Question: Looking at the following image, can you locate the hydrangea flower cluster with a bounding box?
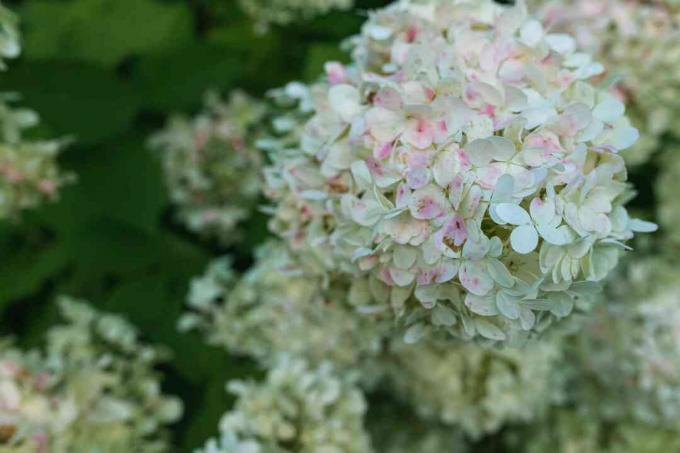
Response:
[0,6,70,220]
[533,0,680,165]
[263,0,654,343]
[151,91,266,245]
[562,257,680,427]
[382,336,564,438]
[198,356,371,453]
[238,0,353,32]
[511,409,680,453]
[180,241,388,372]
[0,297,182,452]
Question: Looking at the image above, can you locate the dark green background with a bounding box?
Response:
[0,0,390,449]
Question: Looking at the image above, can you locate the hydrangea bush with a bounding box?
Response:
[238,0,354,31]
[0,298,182,452]
[180,241,388,373]
[197,356,371,453]
[382,336,564,438]
[0,5,70,220]
[263,0,654,343]
[150,91,266,245]
[533,0,680,165]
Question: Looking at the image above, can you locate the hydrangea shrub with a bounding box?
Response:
[0,5,70,219]
[0,298,182,452]
[238,0,354,31]
[262,0,654,343]
[197,356,371,453]
[150,91,266,244]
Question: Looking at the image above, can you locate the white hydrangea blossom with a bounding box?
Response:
[180,241,389,372]
[533,0,680,165]
[151,91,266,244]
[562,257,680,427]
[512,409,680,453]
[0,6,70,220]
[381,336,564,438]
[263,0,653,343]
[0,297,182,452]
[238,0,354,32]
[197,356,372,453]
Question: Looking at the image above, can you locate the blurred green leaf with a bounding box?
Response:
[20,0,194,67]
[0,61,141,143]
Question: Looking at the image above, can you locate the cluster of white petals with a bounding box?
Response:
[0,7,70,219]
[198,356,371,453]
[263,0,654,343]
[513,409,680,453]
[0,298,182,452]
[180,241,388,373]
[382,336,563,438]
[563,257,680,427]
[238,0,353,31]
[151,91,265,244]
[533,0,680,165]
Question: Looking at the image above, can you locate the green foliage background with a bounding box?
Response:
[0,0,391,449]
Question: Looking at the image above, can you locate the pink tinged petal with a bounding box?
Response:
[459,261,494,296]
[373,87,402,109]
[403,118,435,149]
[435,261,459,283]
[373,141,393,160]
[433,120,449,144]
[406,167,431,189]
[325,61,347,85]
[402,81,430,104]
[448,174,465,209]
[409,185,449,220]
[475,165,503,189]
[395,183,412,209]
[529,197,556,225]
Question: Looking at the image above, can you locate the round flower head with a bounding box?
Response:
[150,90,266,245]
[533,0,680,165]
[239,0,354,32]
[0,297,182,452]
[264,0,654,343]
[197,355,371,453]
[380,336,564,439]
[180,241,389,375]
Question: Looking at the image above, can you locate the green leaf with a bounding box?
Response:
[21,0,193,67]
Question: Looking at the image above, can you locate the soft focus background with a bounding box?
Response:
[0,0,667,451]
[0,0,391,449]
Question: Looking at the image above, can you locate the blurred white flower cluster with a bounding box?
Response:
[533,0,680,165]
[151,91,266,245]
[238,0,354,31]
[263,0,653,343]
[197,356,371,453]
[0,5,70,220]
[180,0,672,450]
[0,298,182,452]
